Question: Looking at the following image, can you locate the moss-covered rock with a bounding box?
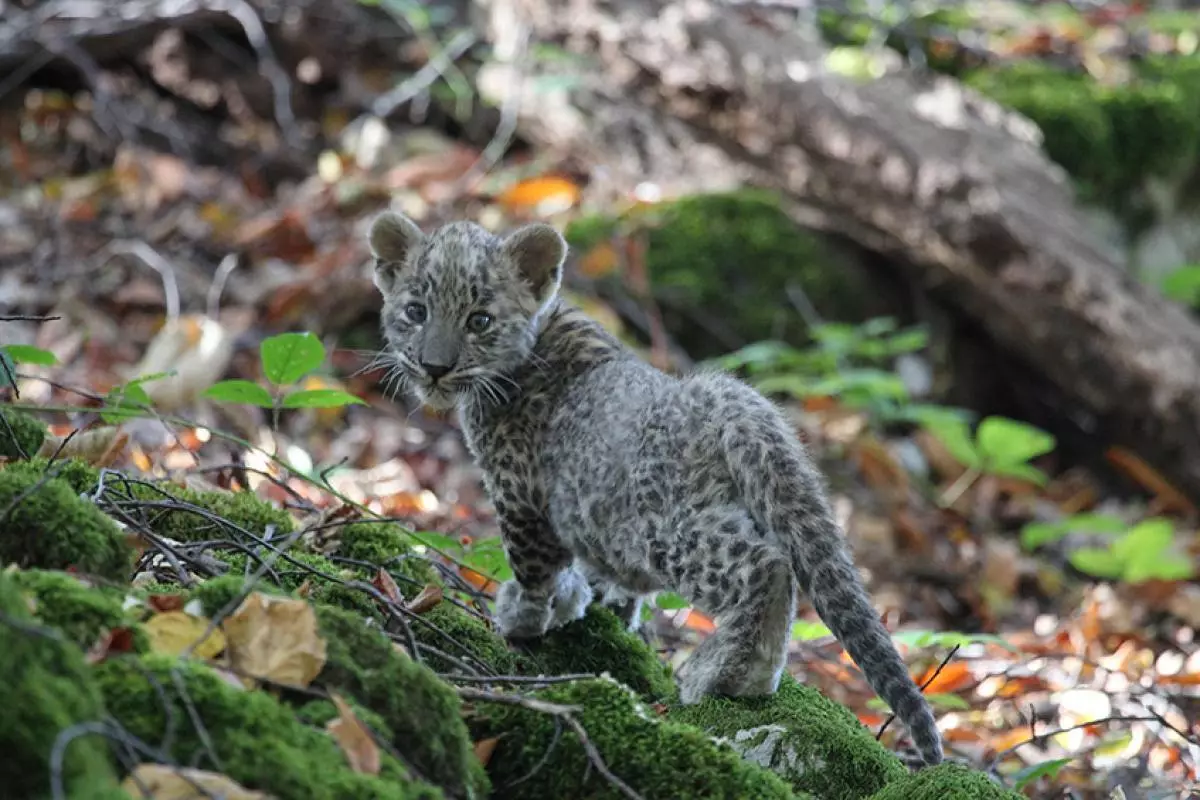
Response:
[135,482,297,543]
[565,191,893,356]
[334,521,435,586]
[314,603,491,799]
[0,407,46,459]
[668,674,908,799]
[0,464,132,579]
[868,762,1022,799]
[191,574,489,798]
[418,602,532,676]
[528,606,676,702]
[471,676,801,800]
[11,568,149,653]
[95,653,442,800]
[0,570,121,797]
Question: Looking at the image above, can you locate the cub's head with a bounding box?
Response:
[368,211,566,410]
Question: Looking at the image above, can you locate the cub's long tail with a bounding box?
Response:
[722,405,944,767]
[789,506,944,766]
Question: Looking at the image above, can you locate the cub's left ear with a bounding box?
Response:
[369,211,424,293]
[502,223,567,306]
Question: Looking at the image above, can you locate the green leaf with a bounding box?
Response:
[1019,513,1126,551]
[1112,518,1174,561]
[202,380,275,408]
[924,693,970,711]
[923,417,982,469]
[410,531,464,553]
[655,592,689,610]
[1068,548,1125,579]
[281,388,366,409]
[1124,554,1195,584]
[1160,265,1200,305]
[752,374,813,398]
[791,620,832,641]
[891,630,1016,652]
[988,461,1049,487]
[976,416,1056,467]
[2,345,58,366]
[260,332,325,385]
[1012,758,1071,791]
[101,382,153,423]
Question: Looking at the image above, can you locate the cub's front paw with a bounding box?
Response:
[549,567,593,629]
[493,580,552,640]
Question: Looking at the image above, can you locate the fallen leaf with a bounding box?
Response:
[373,568,404,604]
[577,242,621,279]
[131,315,235,411]
[37,426,128,466]
[473,737,500,766]
[496,176,581,215]
[222,592,327,688]
[85,627,137,665]
[406,583,443,614]
[121,764,272,799]
[914,661,974,695]
[327,693,381,775]
[145,611,226,659]
[147,594,186,613]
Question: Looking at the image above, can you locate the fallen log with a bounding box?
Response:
[478,0,1200,500]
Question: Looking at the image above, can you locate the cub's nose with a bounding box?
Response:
[421,361,454,380]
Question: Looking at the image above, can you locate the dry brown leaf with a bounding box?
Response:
[472,737,500,767]
[406,583,444,614]
[222,592,327,688]
[85,627,137,665]
[145,611,226,659]
[326,693,382,775]
[121,764,272,799]
[37,426,128,466]
[496,175,581,215]
[373,568,403,604]
[131,315,235,411]
[577,242,621,279]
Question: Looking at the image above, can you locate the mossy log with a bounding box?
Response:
[479,0,1200,503]
[0,457,1020,798]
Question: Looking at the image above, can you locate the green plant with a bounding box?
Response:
[203,332,364,412]
[925,416,1056,499]
[1067,518,1194,583]
[0,344,58,391]
[1019,512,1127,551]
[1160,265,1200,307]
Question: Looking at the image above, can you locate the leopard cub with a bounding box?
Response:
[368,210,943,766]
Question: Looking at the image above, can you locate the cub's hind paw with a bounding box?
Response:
[493,579,552,639]
[549,567,593,629]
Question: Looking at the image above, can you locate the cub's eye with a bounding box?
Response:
[466,311,493,334]
[404,302,427,324]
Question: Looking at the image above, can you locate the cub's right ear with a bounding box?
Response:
[368,211,424,293]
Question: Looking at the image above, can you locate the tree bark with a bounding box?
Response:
[477,0,1200,500]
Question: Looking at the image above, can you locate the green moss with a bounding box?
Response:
[565,191,884,355]
[0,407,46,459]
[134,483,296,543]
[528,606,676,702]
[95,653,441,799]
[2,457,102,495]
[668,674,907,799]
[295,697,394,742]
[868,762,1023,800]
[418,602,532,676]
[188,575,487,799]
[0,570,120,796]
[217,549,380,618]
[963,55,1200,228]
[472,676,799,800]
[314,603,490,798]
[0,466,131,579]
[335,521,435,586]
[11,568,148,653]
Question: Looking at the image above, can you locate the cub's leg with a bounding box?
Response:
[659,507,797,703]
[575,558,646,631]
[492,512,586,639]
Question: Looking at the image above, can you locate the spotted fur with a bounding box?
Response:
[368,211,944,766]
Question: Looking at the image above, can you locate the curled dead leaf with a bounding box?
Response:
[327,693,382,775]
[472,737,499,766]
[406,583,443,615]
[36,427,128,466]
[222,592,327,689]
[121,764,272,799]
